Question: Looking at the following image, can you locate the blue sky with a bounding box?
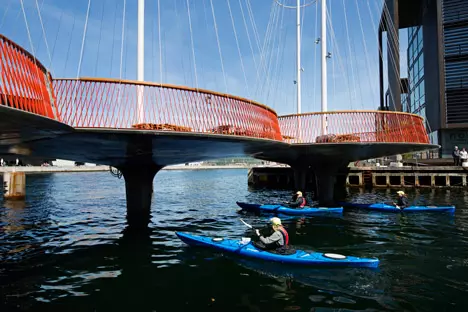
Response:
[0,0,407,116]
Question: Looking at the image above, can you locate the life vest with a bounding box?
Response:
[299,196,306,208]
[277,226,289,246]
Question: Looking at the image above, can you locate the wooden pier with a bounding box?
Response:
[248,166,468,189]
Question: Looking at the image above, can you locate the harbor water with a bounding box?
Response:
[1,169,467,311]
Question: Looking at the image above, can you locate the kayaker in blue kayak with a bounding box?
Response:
[253,217,292,254]
[394,191,409,209]
[285,191,307,208]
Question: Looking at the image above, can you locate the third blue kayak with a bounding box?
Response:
[339,202,455,213]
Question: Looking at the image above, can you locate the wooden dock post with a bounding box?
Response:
[3,171,26,200]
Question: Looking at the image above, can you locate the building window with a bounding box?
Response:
[407,26,427,131]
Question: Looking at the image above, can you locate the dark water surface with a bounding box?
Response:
[1,169,467,311]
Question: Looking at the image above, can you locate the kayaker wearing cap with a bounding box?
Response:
[286,191,307,208]
[254,217,290,253]
[394,191,409,209]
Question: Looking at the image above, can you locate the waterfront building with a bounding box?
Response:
[379,0,468,157]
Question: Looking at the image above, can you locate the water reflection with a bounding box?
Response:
[1,170,468,311]
[1,199,27,233]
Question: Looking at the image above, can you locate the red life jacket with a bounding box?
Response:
[299,196,306,208]
[277,226,289,246]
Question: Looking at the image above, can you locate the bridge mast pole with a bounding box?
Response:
[296,0,302,142]
[321,0,327,135]
[137,0,145,124]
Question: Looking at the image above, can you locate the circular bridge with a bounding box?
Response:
[1,34,430,148]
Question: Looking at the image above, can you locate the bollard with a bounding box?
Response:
[3,171,26,200]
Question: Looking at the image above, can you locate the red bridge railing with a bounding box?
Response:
[1,36,431,146]
[0,34,58,120]
[279,111,429,144]
[53,78,283,141]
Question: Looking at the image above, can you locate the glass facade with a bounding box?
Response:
[407,26,426,125]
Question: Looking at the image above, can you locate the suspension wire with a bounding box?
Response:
[209,0,228,93]
[312,1,319,111]
[246,0,270,96]
[94,0,106,76]
[326,4,353,110]
[19,0,37,63]
[119,0,126,81]
[0,0,12,29]
[256,2,280,97]
[341,0,360,109]
[328,3,337,106]
[186,0,199,90]
[267,5,287,106]
[253,2,275,96]
[263,4,282,98]
[77,0,91,78]
[34,0,54,75]
[63,14,76,75]
[227,0,250,96]
[4,4,23,40]
[50,7,63,72]
[254,1,278,96]
[262,3,281,100]
[109,0,118,77]
[19,0,50,113]
[150,0,154,82]
[158,0,163,84]
[245,0,263,65]
[33,0,49,62]
[238,0,259,79]
[173,0,188,85]
[353,0,376,103]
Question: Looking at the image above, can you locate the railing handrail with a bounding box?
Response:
[54,77,278,117]
[0,34,50,76]
[279,110,425,120]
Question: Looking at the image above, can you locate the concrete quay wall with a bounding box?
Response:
[248,166,468,189]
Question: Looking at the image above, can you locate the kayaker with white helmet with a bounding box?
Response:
[394,191,409,209]
[253,217,290,253]
[286,191,307,208]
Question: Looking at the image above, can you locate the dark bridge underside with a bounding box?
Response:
[0,106,438,166]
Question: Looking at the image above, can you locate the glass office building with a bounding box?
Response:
[379,0,468,157]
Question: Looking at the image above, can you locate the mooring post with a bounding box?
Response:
[3,171,26,200]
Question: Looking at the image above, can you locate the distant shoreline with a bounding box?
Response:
[0,165,271,174]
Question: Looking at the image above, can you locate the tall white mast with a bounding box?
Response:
[296,0,301,115]
[321,0,327,135]
[137,0,145,124]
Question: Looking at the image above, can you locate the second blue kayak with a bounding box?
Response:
[340,202,455,213]
[236,202,343,216]
[176,232,379,268]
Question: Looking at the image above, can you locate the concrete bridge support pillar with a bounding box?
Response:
[292,165,309,194]
[311,162,348,207]
[119,164,162,228]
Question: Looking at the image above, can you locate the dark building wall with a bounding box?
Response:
[386,0,401,111]
[422,0,443,132]
[442,0,468,125]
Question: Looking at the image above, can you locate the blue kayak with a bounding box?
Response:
[236,202,343,216]
[340,202,455,213]
[176,232,379,268]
